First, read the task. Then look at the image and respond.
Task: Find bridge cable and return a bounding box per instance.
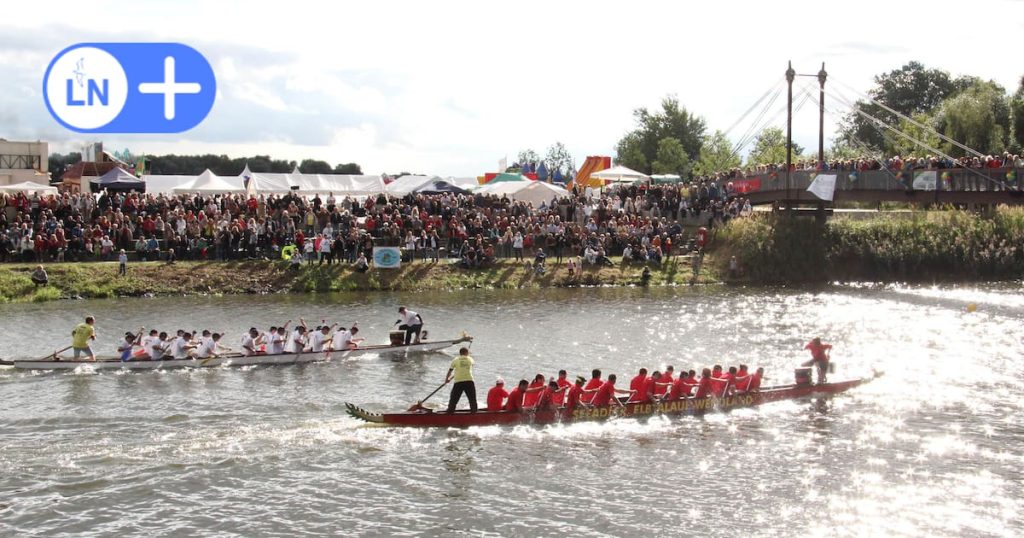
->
[827,87,1011,189]
[731,87,783,156]
[830,76,987,159]
[722,80,784,138]
[734,82,816,159]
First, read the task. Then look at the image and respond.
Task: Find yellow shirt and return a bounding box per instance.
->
[72,323,94,348]
[449,354,474,382]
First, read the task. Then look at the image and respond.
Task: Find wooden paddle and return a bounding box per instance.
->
[41,345,72,361]
[407,380,449,412]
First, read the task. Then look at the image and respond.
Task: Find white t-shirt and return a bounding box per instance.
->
[269,332,285,355]
[285,329,304,353]
[196,338,217,359]
[309,331,328,352]
[171,337,190,359]
[240,334,255,356]
[334,329,353,350]
[146,337,165,360]
[401,310,421,326]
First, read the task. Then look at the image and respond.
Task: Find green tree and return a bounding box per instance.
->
[544,142,574,175]
[749,127,804,165]
[615,95,706,174]
[615,132,647,172]
[299,159,332,174]
[651,138,690,176]
[935,79,1011,156]
[48,152,82,182]
[889,112,944,157]
[333,163,363,174]
[693,130,741,177]
[839,61,971,150]
[1010,75,1024,151]
[516,149,540,166]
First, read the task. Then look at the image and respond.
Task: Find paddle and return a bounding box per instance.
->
[407,380,449,412]
[40,345,72,361]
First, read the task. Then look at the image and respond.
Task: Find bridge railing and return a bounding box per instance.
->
[731,167,1021,195]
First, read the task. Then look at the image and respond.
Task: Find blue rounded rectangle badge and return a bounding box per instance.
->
[43,43,216,133]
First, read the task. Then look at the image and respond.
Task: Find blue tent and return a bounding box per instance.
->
[537,162,548,181]
[552,168,564,184]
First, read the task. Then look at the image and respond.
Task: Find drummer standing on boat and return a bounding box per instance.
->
[803,337,832,384]
[445,347,477,413]
[71,316,97,361]
[396,306,424,345]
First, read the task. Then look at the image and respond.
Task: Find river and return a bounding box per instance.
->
[1,284,1022,537]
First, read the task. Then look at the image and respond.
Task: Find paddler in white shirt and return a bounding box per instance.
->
[333,325,363,350]
[148,331,169,360]
[285,318,308,353]
[137,329,160,360]
[240,328,261,356]
[171,332,197,359]
[196,333,224,359]
[308,323,337,352]
[269,324,289,355]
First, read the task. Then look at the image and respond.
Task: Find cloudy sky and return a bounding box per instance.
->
[2,0,1022,175]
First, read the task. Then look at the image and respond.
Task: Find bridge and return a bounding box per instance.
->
[733,167,1023,207]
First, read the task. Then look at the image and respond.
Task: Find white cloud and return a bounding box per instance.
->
[3,0,1022,175]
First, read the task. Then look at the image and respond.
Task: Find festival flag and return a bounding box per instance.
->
[806,174,837,201]
[373,247,401,269]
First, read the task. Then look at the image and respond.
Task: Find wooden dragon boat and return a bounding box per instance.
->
[345,371,882,427]
[2,335,472,371]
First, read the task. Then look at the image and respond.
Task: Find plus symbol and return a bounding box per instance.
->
[138,56,202,120]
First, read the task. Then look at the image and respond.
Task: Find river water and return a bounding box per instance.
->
[1,284,1022,537]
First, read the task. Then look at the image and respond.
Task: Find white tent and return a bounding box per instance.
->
[441,177,479,190]
[590,165,650,183]
[475,179,569,206]
[385,174,433,196]
[173,169,244,193]
[142,175,194,194]
[0,181,58,195]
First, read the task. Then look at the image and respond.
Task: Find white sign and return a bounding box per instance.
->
[913,171,937,191]
[806,174,837,201]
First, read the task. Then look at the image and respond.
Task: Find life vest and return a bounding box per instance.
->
[281,244,297,260]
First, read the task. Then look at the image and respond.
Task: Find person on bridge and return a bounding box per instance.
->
[803,337,832,384]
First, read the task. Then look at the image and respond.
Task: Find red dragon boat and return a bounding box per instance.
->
[345,371,882,428]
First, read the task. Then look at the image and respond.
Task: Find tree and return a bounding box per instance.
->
[615,95,706,174]
[48,152,82,181]
[935,79,1011,156]
[516,149,540,166]
[333,163,362,174]
[299,159,332,174]
[544,142,574,175]
[693,130,741,177]
[615,132,647,173]
[1011,75,1024,151]
[651,137,691,176]
[838,61,970,150]
[749,127,804,165]
[887,112,943,157]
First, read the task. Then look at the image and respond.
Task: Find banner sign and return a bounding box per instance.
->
[373,247,401,269]
[731,178,762,194]
[913,171,937,191]
[806,174,837,201]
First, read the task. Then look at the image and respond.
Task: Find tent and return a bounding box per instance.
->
[415,179,472,195]
[0,181,59,195]
[590,165,650,184]
[486,173,533,184]
[385,175,434,196]
[142,175,194,194]
[475,178,569,205]
[443,177,479,190]
[173,169,243,193]
[91,167,146,192]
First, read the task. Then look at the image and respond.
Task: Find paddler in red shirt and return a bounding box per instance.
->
[523,374,546,408]
[552,370,572,406]
[628,368,648,403]
[803,337,832,383]
[693,368,714,399]
[504,379,530,412]
[581,369,603,404]
[667,371,690,400]
[709,365,727,396]
[749,367,764,391]
[564,376,586,410]
[486,378,509,411]
[642,371,663,403]
[592,374,633,407]
[733,365,752,392]
[535,380,564,411]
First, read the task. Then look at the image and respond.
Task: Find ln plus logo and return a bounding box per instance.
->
[43,43,216,133]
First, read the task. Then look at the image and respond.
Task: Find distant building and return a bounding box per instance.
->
[0,139,49,185]
[61,142,133,193]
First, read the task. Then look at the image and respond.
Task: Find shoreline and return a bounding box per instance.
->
[0,256,720,303]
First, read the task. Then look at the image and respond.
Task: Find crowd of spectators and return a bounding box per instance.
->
[0,182,752,268]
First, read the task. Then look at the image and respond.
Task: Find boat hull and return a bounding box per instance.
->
[8,336,472,371]
[346,373,880,428]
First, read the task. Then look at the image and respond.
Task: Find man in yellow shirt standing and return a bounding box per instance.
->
[445,347,477,413]
[71,315,97,361]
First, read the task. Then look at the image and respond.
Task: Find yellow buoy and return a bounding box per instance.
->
[966,303,977,313]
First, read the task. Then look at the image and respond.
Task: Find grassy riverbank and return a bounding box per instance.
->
[0,256,718,303]
[714,206,1024,284]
